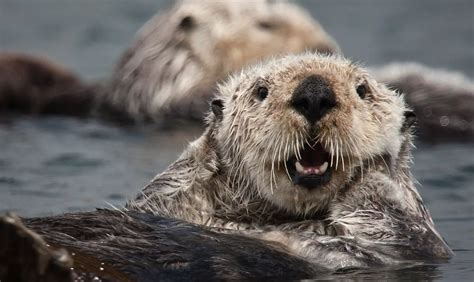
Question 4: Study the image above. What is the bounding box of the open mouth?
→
[285,143,332,189]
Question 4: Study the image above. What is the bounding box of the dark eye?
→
[257,21,276,31]
[178,16,195,31]
[257,86,269,100]
[356,84,368,99]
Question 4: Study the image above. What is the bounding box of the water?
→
[0,0,473,280]
[0,116,203,215]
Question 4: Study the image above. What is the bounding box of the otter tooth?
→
[319,162,328,174]
[295,161,304,173]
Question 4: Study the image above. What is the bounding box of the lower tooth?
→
[319,162,328,174]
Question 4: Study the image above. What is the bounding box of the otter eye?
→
[178,16,195,31]
[356,84,368,99]
[256,86,269,100]
[257,21,276,31]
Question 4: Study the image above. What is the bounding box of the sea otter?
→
[0,53,452,280]
[0,0,339,122]
[127,53,452,261]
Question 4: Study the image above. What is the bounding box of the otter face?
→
[173,0,339,78]
[113,0,340,120]
[215,54,407,215]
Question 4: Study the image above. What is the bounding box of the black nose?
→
[291,75,336,123]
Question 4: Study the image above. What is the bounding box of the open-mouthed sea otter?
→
[0,53,452,281]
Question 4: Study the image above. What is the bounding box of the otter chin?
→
[285,142,332,189]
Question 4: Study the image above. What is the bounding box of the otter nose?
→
[291,75,336,124]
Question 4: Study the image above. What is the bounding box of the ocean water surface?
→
[0,0,473,280]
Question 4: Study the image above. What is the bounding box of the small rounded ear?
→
[178,15,195,31]
[402,110,417,131]
[211,99,224,121]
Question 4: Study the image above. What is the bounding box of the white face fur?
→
[214,54,407,216]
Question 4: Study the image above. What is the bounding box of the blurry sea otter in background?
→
[0,0,338,121]
[0,0,472,142]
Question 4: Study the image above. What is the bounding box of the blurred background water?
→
[0,0,473,280]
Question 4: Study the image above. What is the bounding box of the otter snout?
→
[291,75,336,124]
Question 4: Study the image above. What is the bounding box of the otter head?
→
[172,0,339,77]
[211,53,408,216]
[111,0,340,121]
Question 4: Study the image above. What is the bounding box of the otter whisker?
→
[276,133,285,169]
[329,138,335,168]
[282,135,292,181]
[270,154,278,193]
[295,132,303,161]
[338,137,346,172]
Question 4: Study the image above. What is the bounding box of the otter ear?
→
[402,110,417,131]
[178,15,195,31]
[211,99,224,122]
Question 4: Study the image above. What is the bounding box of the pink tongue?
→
[299,143,327,167]
[303,167,322,174]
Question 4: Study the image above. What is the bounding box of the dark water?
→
[0,0,473,280]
